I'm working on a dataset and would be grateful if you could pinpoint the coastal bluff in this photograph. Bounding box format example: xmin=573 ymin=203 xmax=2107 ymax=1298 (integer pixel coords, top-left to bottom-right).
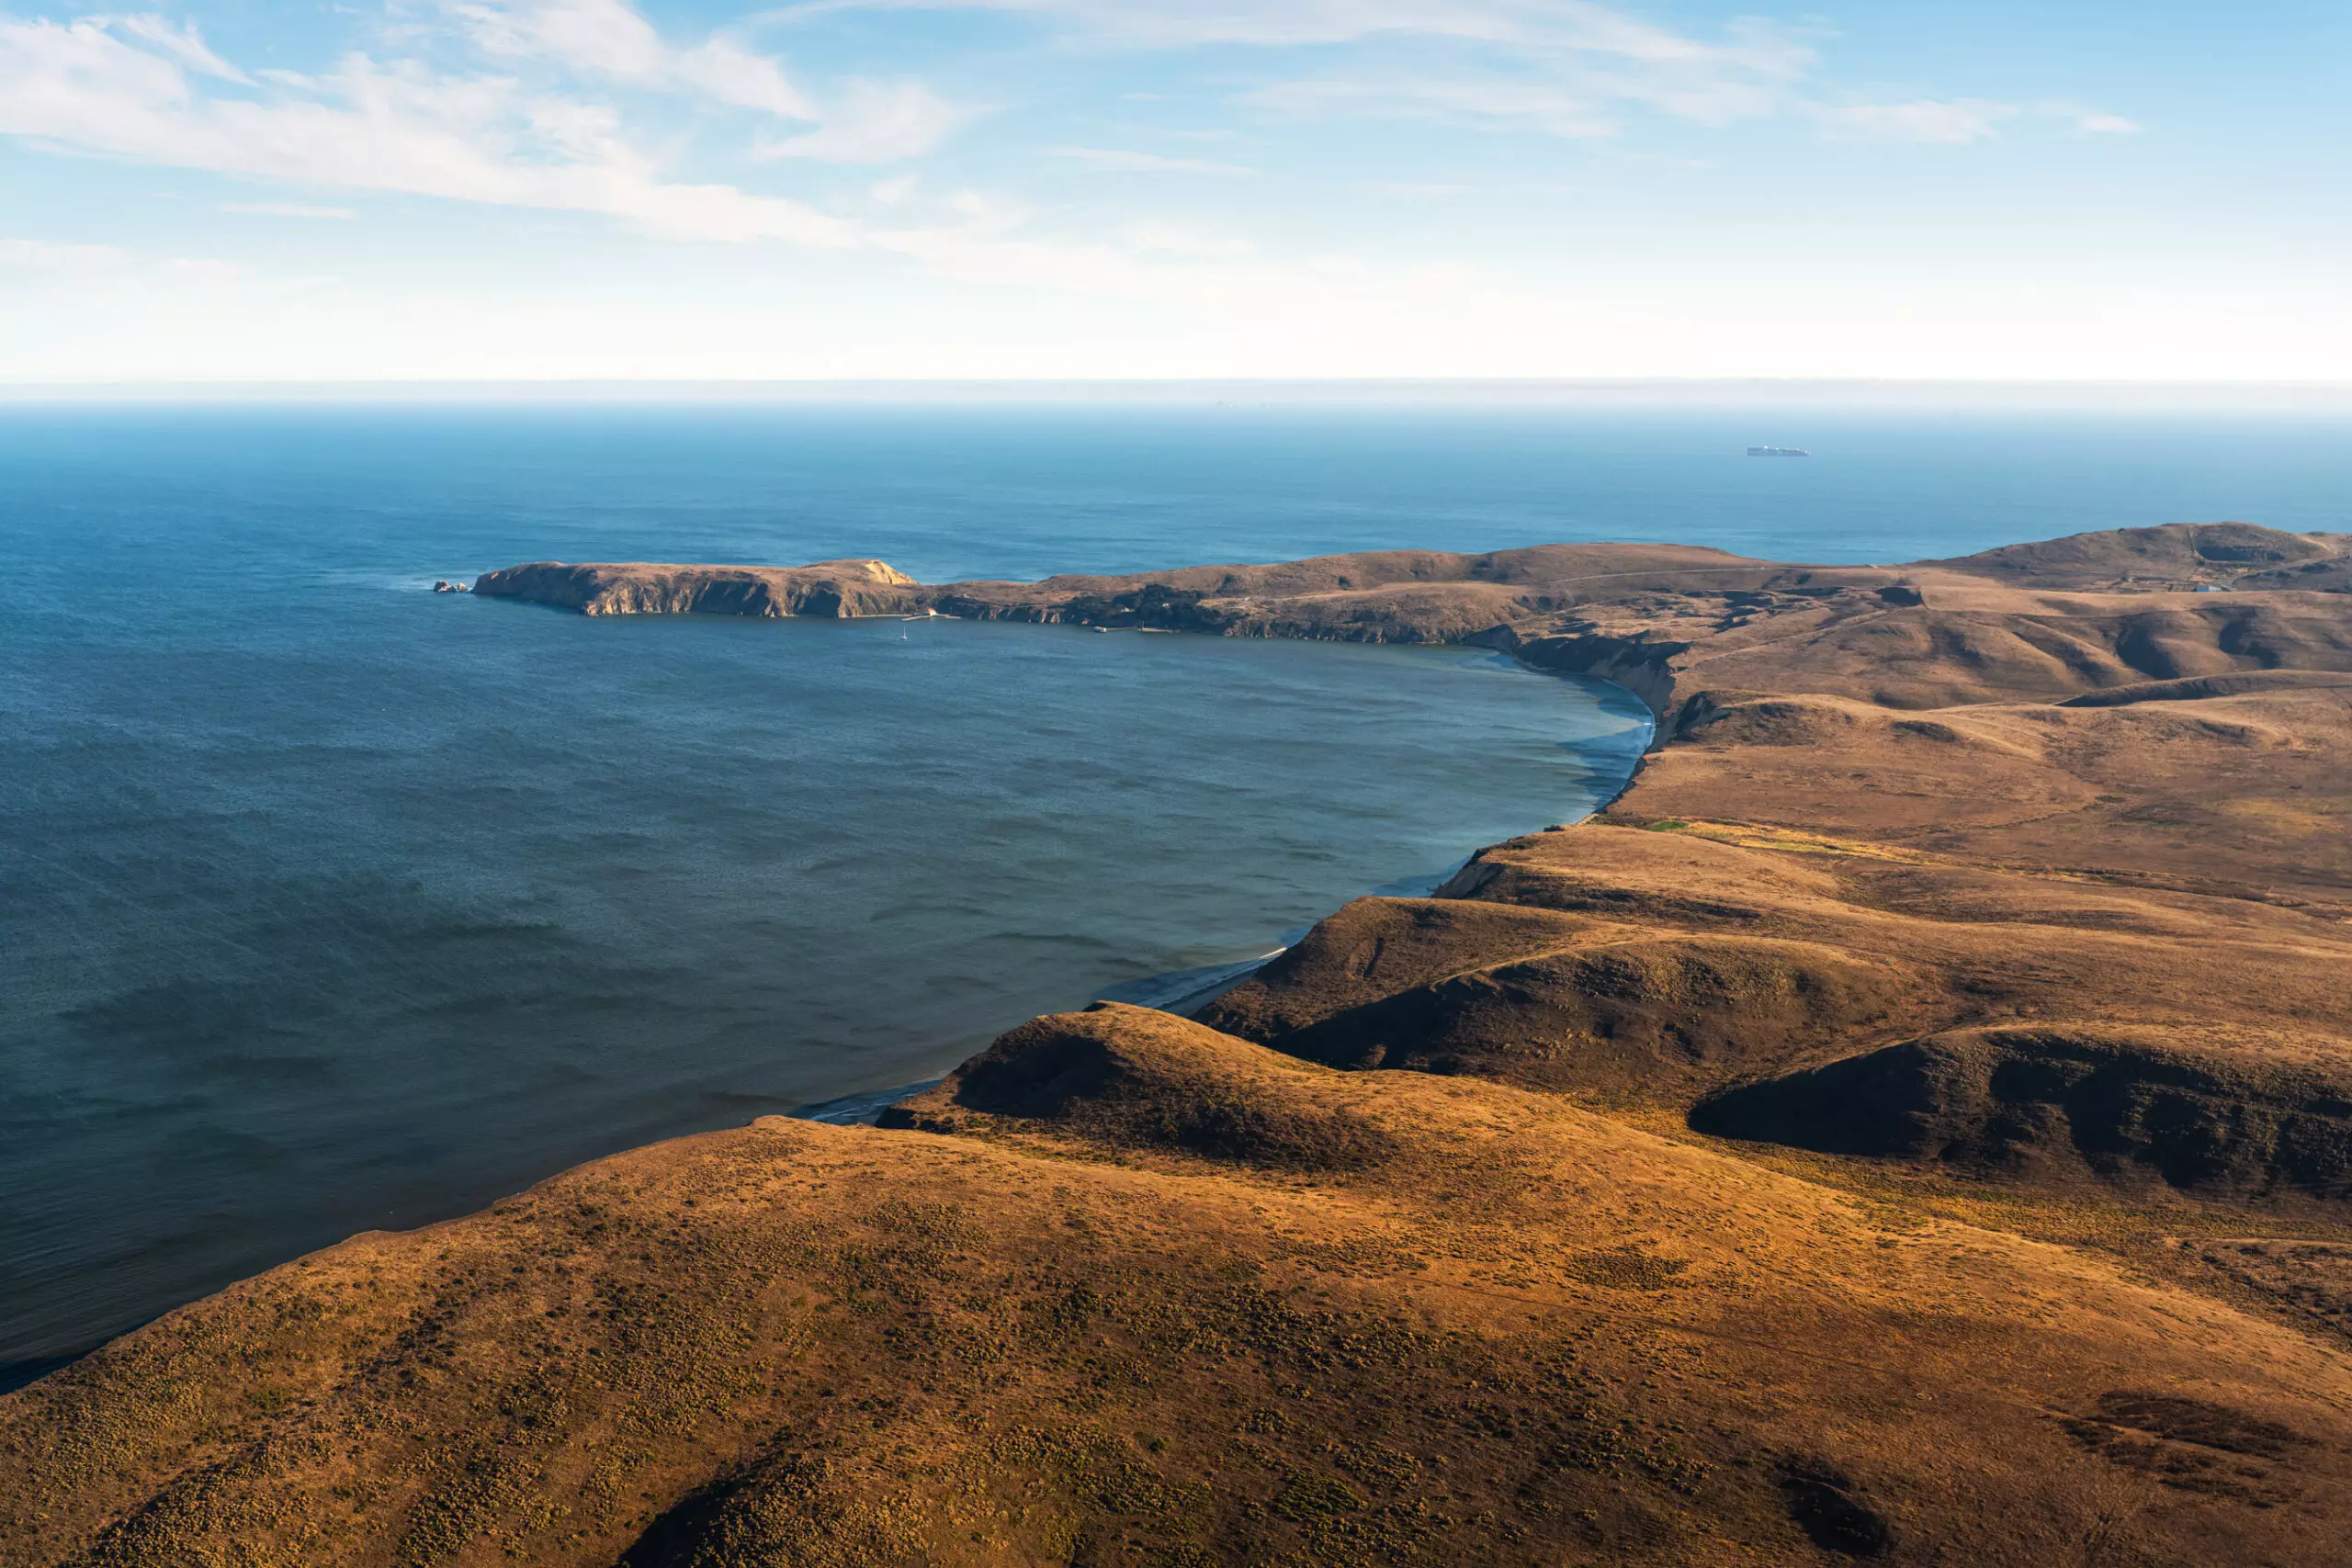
xmin=13 ymin=521 xmax=2352 ymax=1567
xmin=473 ymin=558 xmax=918 ymax=618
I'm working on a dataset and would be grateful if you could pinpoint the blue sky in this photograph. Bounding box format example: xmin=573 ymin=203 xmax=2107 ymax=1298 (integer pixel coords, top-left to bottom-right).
xmin=0 ymin=0 xmax=2345 ymax=380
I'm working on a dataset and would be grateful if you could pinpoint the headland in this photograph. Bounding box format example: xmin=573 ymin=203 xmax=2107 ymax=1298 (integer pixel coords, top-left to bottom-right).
xmin=10 ymin=521 xmax=2352 ymax=1566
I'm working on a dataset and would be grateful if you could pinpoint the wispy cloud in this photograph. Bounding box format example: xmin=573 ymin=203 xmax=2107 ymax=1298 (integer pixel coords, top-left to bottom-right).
xmin=786 ymin=0 xmax=1821 ymax=135
xmin=445 ymin=0 xmax=814 ymax=117
xmin=775 ymin=0 xmax=1805 ymax=62
xmin=1813 ymin=97 xmax=2017 ymax=144
xmin=223 ymin=201 xmax=357 ymax=219
xmin=768 ymin=0 xmax=1829 ymax=145
xmin=109 ymin=13 xmax=247 ymax=82
xmin=1048 ymin=146 xmax=1258 ymax=175
xmin=0 ymin=0 xmax=2153 ymax=333
xmin=1157 ymin=3 xmax=1820 ymax=139
xmin=2060 ymin=107 xmax=2142 ymax=135
xmin=0 ymin=17 xmax=854 ymax=243
xmin=0 ymin=235 xmax=130 ymax=267
xmin=939 ymin=186 xmax=1030 ymax=232
xmin=1812 ymin=97 xmax=2143 ymax=144
xmin=795 ymin=0 xmax=2138 ymax=155
xmin=1118 ymin=220 xmax=1255 ymax=256
xmin=0 ymin=235 xmax=255 ymax=283
xmin=755 ymin=79 xmax=974 ymax=163
xmin=1248 ymin=77 xmax=1616 ymax=138
xmin=446 ymin=0 xmax=981 ymax=159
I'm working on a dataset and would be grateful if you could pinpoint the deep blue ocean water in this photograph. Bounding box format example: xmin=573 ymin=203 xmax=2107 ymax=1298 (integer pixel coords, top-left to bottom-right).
xmin=4 ymin=402 xmax=2347 ymax=1378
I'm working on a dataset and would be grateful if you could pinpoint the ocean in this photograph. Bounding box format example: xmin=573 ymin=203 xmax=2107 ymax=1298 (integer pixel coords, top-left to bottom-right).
xmin=4 ymin=401 xmax=2347 ymax=1381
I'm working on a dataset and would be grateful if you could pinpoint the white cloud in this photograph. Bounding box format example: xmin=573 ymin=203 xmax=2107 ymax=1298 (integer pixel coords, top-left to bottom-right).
xmin=797 ymin=3 xmax=2133 ymax=153
xmin=0 ymin=0 xmax=2177 ymax=388
xmin=941 ymin=186 xmax=1028 ymax=232
xmin=1249 ymin=77 xmax=1615 ymax=138
xmin=1811 ymin=98 xmax=2143 ymax=145
xmin=1095 ymin=2 xmax=1816 ymax=138
xmin=157 ymin=254 xmax=254 ymax=282
xmin=1119 ymin=220 xmax=1255 ymax=257
xmin=781 ymin=3 xmax=2132 ymax=157
xmin=856 ymin=214 xmax=1511 ymax=348
xmin=448 ymin=0 xmax=660 ymax=76
xmin=754 ymin=79 xmax=973 ymax=162
xmin=1048 ymin=145 xmax=1258 ymax=175
xmin=223 ymin=201 xmax=357 ymax=219
xmin=1812 ymin=97 xmax=2017 ymax=144
xmin=673 ymin=36 xmax=814 ymax=118
xmin=788 ymin=0 xmax=1826 ymax=137
xmin=783 ymin=0 xmax=1823 ymax=133
xmin=1035 ymin=0 xmax=1555 ymax=48
xmin=447 ymin=0 xmax=818 ymax=117
xmin=2064 ymin=107 xmax=2142 ymax=135
xmin=0 ymin=17 xmax=854 ymax=244
xmin=0 ymin=235 xmax=130 ymax=267
xmin=107 ymin=13 xmax=248 ymax=81
xmin=0 ymin=236 xmax=259 ymax=288
xmin=786 ymin=0 xmax=1807 ymax=63
xmin=780 ymin=0 xmax=1821 ymax=137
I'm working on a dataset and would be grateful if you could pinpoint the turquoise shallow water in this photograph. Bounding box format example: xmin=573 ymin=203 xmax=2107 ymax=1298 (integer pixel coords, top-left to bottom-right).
xmin=3 ymin=402 xmax=2347 ymax=1378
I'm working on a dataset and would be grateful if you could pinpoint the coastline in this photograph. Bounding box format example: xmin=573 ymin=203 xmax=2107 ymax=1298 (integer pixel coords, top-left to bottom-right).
xmin=776 ymin=652 xmax=1658 ymax=1128
xmin=14 ymin=521 xmax=2352 ymax=1566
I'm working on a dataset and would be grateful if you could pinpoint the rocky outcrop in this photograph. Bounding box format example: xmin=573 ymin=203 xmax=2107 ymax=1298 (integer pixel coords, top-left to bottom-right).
xmin=1503 ymin=624 xmax=1690 ymax=724
xmin=471 ymin=558 xmax=920 ymax=618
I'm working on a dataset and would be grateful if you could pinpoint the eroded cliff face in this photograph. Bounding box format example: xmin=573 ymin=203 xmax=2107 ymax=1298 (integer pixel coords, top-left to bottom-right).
xmin=472 ymin=559 xmax=920 ymax=618
xmin=15 ymin=523 xmax=2352 ymax=1567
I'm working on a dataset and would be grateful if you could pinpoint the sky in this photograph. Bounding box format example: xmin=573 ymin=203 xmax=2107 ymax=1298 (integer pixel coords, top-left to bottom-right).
xmin=0 ymin=0 xmax=2346 ymax=382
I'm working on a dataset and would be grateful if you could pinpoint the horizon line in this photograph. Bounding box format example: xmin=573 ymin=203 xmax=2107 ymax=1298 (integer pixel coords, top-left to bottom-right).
xmin=4 ymin=376 xmax=2352 ymax=410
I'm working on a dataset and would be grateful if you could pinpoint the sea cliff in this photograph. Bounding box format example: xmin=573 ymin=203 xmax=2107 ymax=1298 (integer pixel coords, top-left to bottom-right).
xmin=10 ymin=522 xmax=2352 ymax=1567
xmin=474 ymin=558 xmax=918 ymax=618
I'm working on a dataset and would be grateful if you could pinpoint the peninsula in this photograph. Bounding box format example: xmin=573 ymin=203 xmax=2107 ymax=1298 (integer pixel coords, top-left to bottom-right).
xmin=10 ymin=522 xmax=2352 ymax=1567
